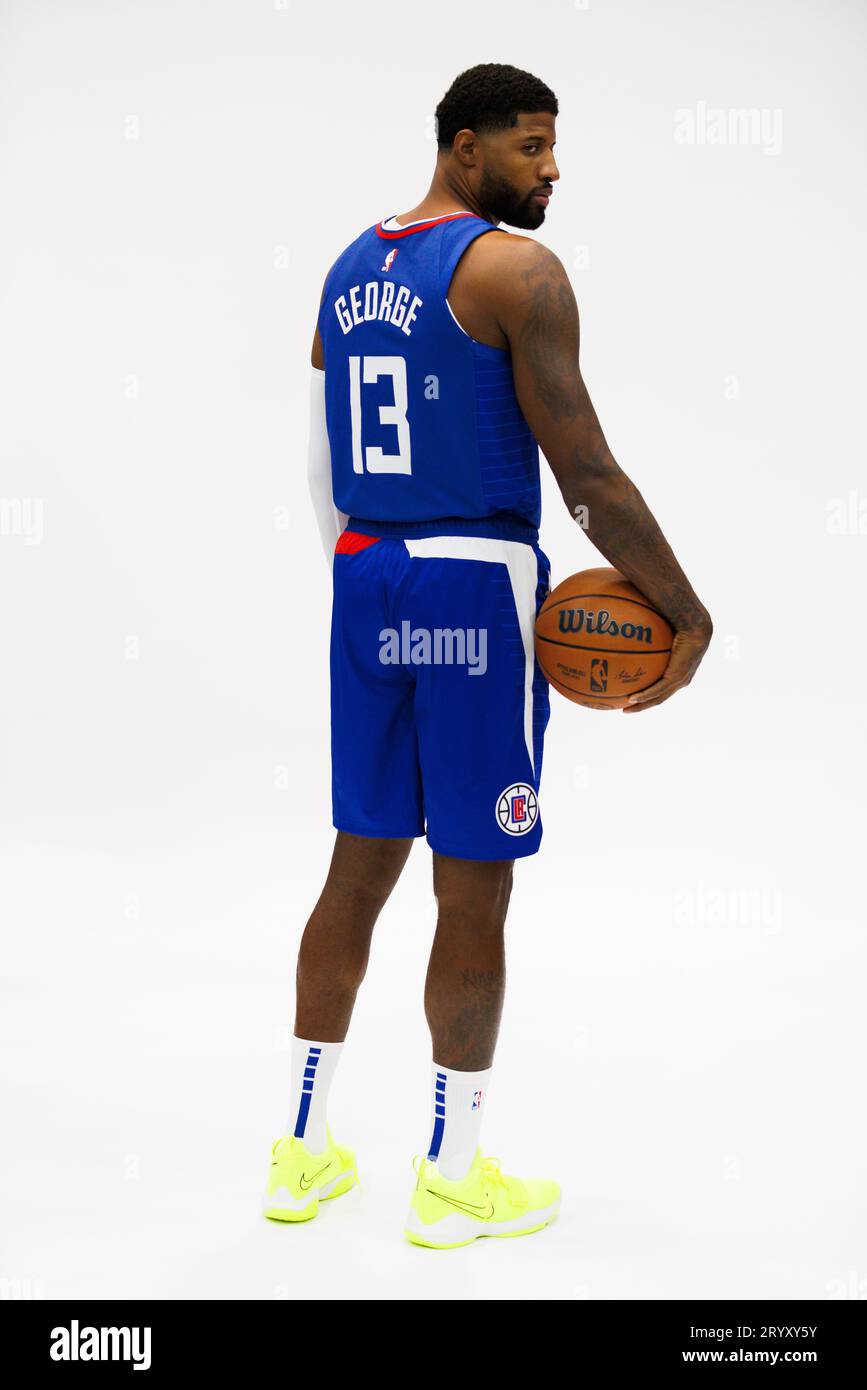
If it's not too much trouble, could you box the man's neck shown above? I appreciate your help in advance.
[395,179,495,226]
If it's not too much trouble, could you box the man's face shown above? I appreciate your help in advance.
[476,111,559,229]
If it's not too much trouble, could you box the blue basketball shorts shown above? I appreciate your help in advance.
[330,528,552,861]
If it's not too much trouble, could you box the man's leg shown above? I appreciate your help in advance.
[399,539,561,1238]
[405,847,561,1244]
[283,830,411,1153]
[421,852,514,1179]
[424,853,514,1069]
[295,830,413,1040]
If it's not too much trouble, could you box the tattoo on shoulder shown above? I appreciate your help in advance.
[514,246,583,423]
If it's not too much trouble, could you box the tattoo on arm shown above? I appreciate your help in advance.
[580,467,709,631]
[514,249,583,424]
[507,244,710,634]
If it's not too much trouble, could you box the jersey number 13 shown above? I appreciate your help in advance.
[348,355,412,476]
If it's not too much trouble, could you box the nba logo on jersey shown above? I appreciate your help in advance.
[381,248,398,273]
[472,1090,483,1110]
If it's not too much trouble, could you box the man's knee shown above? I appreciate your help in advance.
[296,936,368,994]
[432,854,514,928]
[327,832,412,907]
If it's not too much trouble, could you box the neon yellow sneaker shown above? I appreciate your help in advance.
[404,1147,560,1248]
[262,1123,360,1222]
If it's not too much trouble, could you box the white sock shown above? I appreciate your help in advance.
[287,1036,343,1153]
[426,1062,493,1180]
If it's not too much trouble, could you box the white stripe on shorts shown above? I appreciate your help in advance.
[403,535,539,779]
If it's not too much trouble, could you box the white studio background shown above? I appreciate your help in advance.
[1,0,864,1301]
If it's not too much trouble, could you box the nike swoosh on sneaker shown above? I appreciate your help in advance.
[299,1161,333,1191]
[426,1188,495,1220]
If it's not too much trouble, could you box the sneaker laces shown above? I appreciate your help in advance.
[320,1124,362,1193]
[482,1155,528,1207]
[337,1144,363,1194]
[412,1152,528,1207]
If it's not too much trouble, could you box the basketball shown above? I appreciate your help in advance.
[535,567,673,709]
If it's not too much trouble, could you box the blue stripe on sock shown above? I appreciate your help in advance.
[294,1089,312,1138]
[294,1046,324,1138]
[428,1070,447,1159]
[427,1114,445,1161]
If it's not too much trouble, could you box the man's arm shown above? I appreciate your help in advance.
[311,324,324,371]
[490,238,712,712]
[307,295,346,568]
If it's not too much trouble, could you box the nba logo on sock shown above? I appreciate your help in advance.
[472,1090,483,1110]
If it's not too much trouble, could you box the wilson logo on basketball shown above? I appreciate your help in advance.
[534,567,674,711]
[558,608,653,644]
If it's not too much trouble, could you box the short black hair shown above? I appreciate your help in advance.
[434,63,558,151]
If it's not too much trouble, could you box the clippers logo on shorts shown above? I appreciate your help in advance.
[590,658,608,693]
[472,1090,483,1110]
[496,783,538,836]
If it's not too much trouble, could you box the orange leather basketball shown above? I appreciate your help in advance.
[535,567,673,709]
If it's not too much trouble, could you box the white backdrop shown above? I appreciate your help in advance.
[1,0,865,1301]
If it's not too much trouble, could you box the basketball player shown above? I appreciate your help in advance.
[263,64,712,1247]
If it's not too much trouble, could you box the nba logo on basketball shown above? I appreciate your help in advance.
[472,1090,483,1110]
[590,658,608,693]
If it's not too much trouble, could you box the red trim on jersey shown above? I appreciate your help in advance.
[335,530,381,555]
[375,212,478,240]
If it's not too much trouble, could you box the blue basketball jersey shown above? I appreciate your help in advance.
[317,211,542,538]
